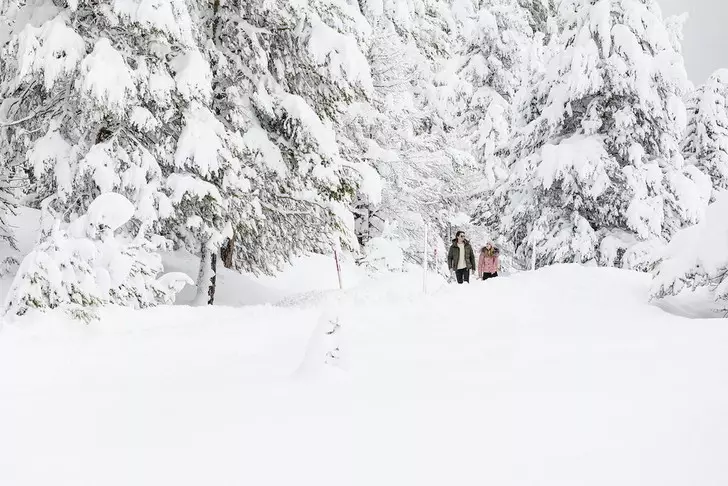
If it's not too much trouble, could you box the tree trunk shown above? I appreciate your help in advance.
[195,246,217,306]
[220,234,235,269]
[212,0,222,42]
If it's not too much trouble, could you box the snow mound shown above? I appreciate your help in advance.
[84,192,135,233]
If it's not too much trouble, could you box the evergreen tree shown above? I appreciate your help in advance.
[0,156,17,277]
[494,0,711,271]
[0,0,377,306]
[517,0,556,37]
[0,1,232,304]
[683,69,728,195]
[455,0,535,189]
[651,191,728,315]
[205,0,376,282]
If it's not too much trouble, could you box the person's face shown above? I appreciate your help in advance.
[457,233,465,242]
[486,243,492,250]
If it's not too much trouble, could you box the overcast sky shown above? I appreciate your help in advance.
[658,0,728,84]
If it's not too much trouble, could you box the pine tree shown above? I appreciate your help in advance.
[494,0,711,271]
[517,0,556,37]
[455,0,535,189]
[0,155,17,277]
[0,2,233,304]
[683,69,728,195]
[0,1,377,306]
[650,191,728,315]
[202,1,376,281]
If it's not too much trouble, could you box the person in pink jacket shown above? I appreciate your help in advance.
[478,242,500,280]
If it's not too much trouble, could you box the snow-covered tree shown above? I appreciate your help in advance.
[454,0,535,188]
[0,163,17,277]
[493,0,711,271]
[650,190,728,315]
[3,193,190,321]
[0,2,233,304]
[517,0,556,36]
[0,1,378,305]
[344,0,484,269]
[683,69,728,195]
[204,0,377,282]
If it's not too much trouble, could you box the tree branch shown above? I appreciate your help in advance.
[0,95,61,127]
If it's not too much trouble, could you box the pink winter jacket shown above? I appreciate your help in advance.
[478,253,499,275]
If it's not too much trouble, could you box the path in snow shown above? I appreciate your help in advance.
[1,265,728,486]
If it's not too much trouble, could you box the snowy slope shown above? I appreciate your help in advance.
[2,265,728,485]
[0,304,347,486]
[350,265,728,485]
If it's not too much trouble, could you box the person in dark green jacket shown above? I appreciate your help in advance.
[447,231,476,284]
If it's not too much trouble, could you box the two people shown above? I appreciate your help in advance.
[447,231,500,284]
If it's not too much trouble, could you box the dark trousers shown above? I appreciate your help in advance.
[482,272,498,280]
[455,268,470,284]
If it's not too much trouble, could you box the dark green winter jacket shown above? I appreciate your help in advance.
[447,239,476,271]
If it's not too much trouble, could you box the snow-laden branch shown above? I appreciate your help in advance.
[258,200,315,217]
[0,96,61,127]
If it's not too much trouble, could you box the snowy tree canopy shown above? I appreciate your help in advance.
[0,0,379,305]
[454,0,536,190]
[493,0,711,271]
[343,0,488,268]
[518,0,556,36]
[201,0,379,284]
[683,69,728,195]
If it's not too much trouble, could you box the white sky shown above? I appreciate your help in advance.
[658,0,728,84]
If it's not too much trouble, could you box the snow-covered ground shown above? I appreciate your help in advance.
[2,261,728,486]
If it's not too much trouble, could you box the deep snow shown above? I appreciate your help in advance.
[1,263,728,486]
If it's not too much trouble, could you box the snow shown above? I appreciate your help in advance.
[166,173,222,204]
[0,2,60,45]
[363,138,398,163]
[651,190,728,310]
[113,0,187,42]
[79,143,121,195]
[173,104,226,176]
[344,160,382,205]
[146,65,175,106]
[180,255,350,307]
[171,49,213,103]
[242,125,287,177]
[449,211,471,226]
[2,0,728,482]
[80,38,136,113]
[363,0,384,18]
[2,264,728,485]
[1,195,189,320]
[538,134,611,197]
[306,17,374,93]
[84,192,135,233]
[684,68,728,192]
[0,304,339,486]
[279,93,339,159]
[16,16,86,91]
[129,105,160,132]
[26,127,73,199]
